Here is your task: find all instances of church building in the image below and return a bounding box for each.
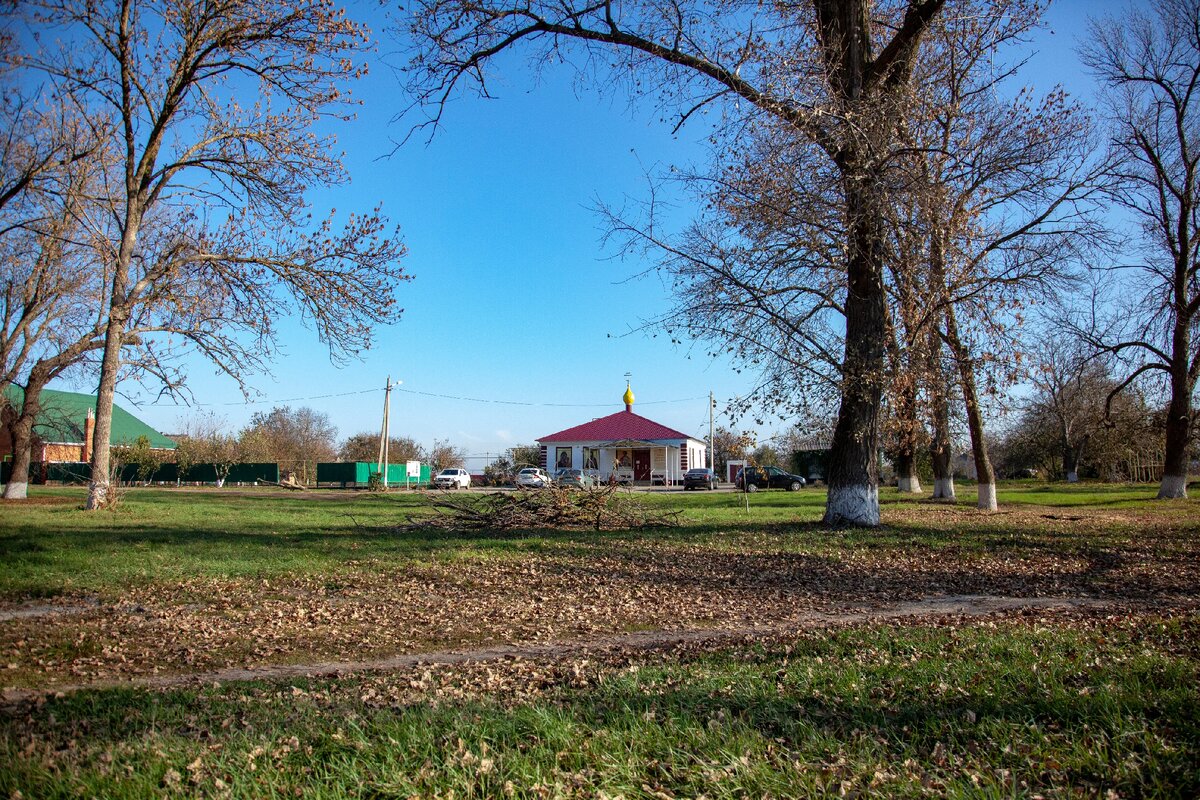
[536,384,708,485]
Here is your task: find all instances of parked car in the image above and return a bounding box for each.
[433,467,471,490]
[735,466,806,492]
[555,468,597,489]
[515,467,553,488]
[682,467,719,490]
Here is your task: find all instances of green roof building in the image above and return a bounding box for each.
[1,386,175,464]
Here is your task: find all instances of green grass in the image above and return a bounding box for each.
[1,483,1195,598]
[1,483,1198,796]
[2,615,1196,798]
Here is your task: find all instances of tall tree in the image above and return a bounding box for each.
[403,0,947,525]
[0,83,111,499]
[1081,0,1200,498]
[239,406,337,484]
[21,0,409,509]
[898,0,1105,510]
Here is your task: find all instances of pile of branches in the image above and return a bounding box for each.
[405,483,681,532]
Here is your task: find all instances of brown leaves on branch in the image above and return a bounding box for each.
[407,484,682,532]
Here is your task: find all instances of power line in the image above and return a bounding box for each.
[149,387,379,407]
[395,387,708,408]
[149,385,709,409]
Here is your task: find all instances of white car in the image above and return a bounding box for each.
[515,467,552,488]
[433,468,471,490]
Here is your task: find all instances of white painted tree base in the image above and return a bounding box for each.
[3,481,28,500]
[86,481,109,510]
[932,478,956,500]
[977,482,998,511]
[897,476,923,493]
[1157,474,1188,499]
[1066,471,1078,483]
[824,484,880,527]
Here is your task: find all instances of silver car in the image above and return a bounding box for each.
[554,468,596,489]
[515,467,552,488]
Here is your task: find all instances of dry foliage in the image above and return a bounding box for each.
[407,484,682,531]
[1,501,1196,692]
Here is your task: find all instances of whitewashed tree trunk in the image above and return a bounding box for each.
[825,484,880,527]
[932,477,956,500]
[1066,470,1079,483]
[4,481,29,500]
[977,481,997,511]
[897,475,923,493]
[943,301,997,513]
[1158,473,1188,499]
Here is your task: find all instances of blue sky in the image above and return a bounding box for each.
[83,0,1122,470]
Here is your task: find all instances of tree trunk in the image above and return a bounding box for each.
[1157,369,1193,499]
[895,451,922,493]
[929,395,955,500]
[945,306,997,511]
[824,178,887,527]
[85,207,140,510]
[1063,442,1079,483]
[85,313,126,509]
[1157,299,1194,498]
[926,272,955,501]
[893,379,923,493]
[3,374,53,501]
[3,405,38,501]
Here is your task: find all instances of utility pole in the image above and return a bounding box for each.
[709,391,716,471]
[377,376,402,488]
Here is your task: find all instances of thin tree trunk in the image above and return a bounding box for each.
[893,380,923,493]
[944,306,997,511]
[925,248,955,501]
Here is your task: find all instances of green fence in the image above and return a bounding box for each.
[4,461,281,486]
[316,462,431,487]
[2,460,433,488]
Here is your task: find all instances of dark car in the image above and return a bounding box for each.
[682,467,719,490]
[735,466,806,492]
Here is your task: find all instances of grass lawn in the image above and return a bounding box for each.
[1,482,1197,797]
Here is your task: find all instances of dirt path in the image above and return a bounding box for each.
[0,594,1118,704]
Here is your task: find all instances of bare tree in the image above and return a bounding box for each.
[1081,0,1200,498]
[19,0,410,509]
[402,0,950,525]
[1025,331,1118,482]
[426,438,467,472]
[0,87,113,499]
[173,410,252,486]
[507,444,542,469]
[339,431,424,464]
[898,0,1107,510]
[239,406,338,485]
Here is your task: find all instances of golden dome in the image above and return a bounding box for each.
[623,383,635,408]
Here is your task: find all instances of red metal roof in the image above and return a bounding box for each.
[538,409,693,443]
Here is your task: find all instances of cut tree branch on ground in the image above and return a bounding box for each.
[403,484,682,531]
